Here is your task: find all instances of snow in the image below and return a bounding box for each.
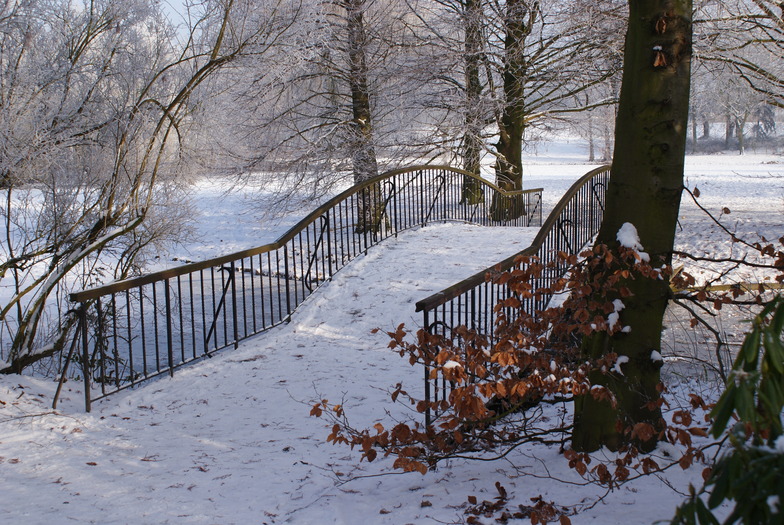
[607,300,625,330]
[2,137,782,524]
[616,223,650,262]
[611,355,630,375]
[616,223,640,249]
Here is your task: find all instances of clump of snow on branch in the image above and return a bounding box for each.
[608,298,631,333]
[611,355,630,375]
[616,222,650,262]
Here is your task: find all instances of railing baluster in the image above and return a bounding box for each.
[81,306,91,412]
[177,276,185,364]
[111,294,120,389]
[230,262,239,349]
[126,290,134,383]
[139,286,148,376]
[258,253,267,330]
[96,297,106,395]
[165,279,174,376]
[189,273,196,360]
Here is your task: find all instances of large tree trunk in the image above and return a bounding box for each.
[345,0,382,234]
[725,114,734,149]
[737,114,747,155]
[461,0,485,205]
[490,0,531,221]
[572,0,692,452]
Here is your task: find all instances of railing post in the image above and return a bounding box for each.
[95,297,106,395]
[230,261,239,349]
[80,305,92,413]
[325,213,333,278]
[393,176,399,236]
[423,309,431,429]
[165,279,174,377]
[284,244,292,318]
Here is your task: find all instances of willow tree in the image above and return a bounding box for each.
[572,0,693,452]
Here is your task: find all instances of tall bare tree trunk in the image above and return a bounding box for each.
[572,0,693,452]
[490,0,531,221]
[344,0,382,234]
[461,0,485,204]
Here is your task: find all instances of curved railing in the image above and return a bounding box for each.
[57,165,543,411]
[415,165,611,427]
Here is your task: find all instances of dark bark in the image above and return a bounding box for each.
[344,0,382,233]
[725,115,734,148]
[572,0,693,452]
[490,0,532,220]
[461,0,485,204]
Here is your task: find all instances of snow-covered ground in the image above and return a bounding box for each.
[1,139,782,524]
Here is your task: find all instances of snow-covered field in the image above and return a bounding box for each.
[1,140,782,524]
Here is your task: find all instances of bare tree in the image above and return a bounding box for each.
[0,0,295,373]
[694,0,784,107]
[396,1,624,217]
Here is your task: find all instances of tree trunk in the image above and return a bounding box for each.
[691,112,697,153]
[588,112,596,162]
[737,114,746,155]
[602,123,613,162]
[490,0,530,221]
[572,0,692,453]
[725,114,734,149]
[345,0,382,234]
[461,0,485,205]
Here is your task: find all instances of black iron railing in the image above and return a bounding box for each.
[414,165,611,427]
[55,165,542,411]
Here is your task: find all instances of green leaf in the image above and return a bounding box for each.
[707,462,729,509]
[710,385,736,438]
[671,500,697,525]
[735,384,757,428]
[770,298,784,335]
[763,329,784,374]
[741,329,761,371]
[695,496,720,525]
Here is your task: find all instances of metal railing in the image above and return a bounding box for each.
[55,165,543,411]
[414,165,611,427]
